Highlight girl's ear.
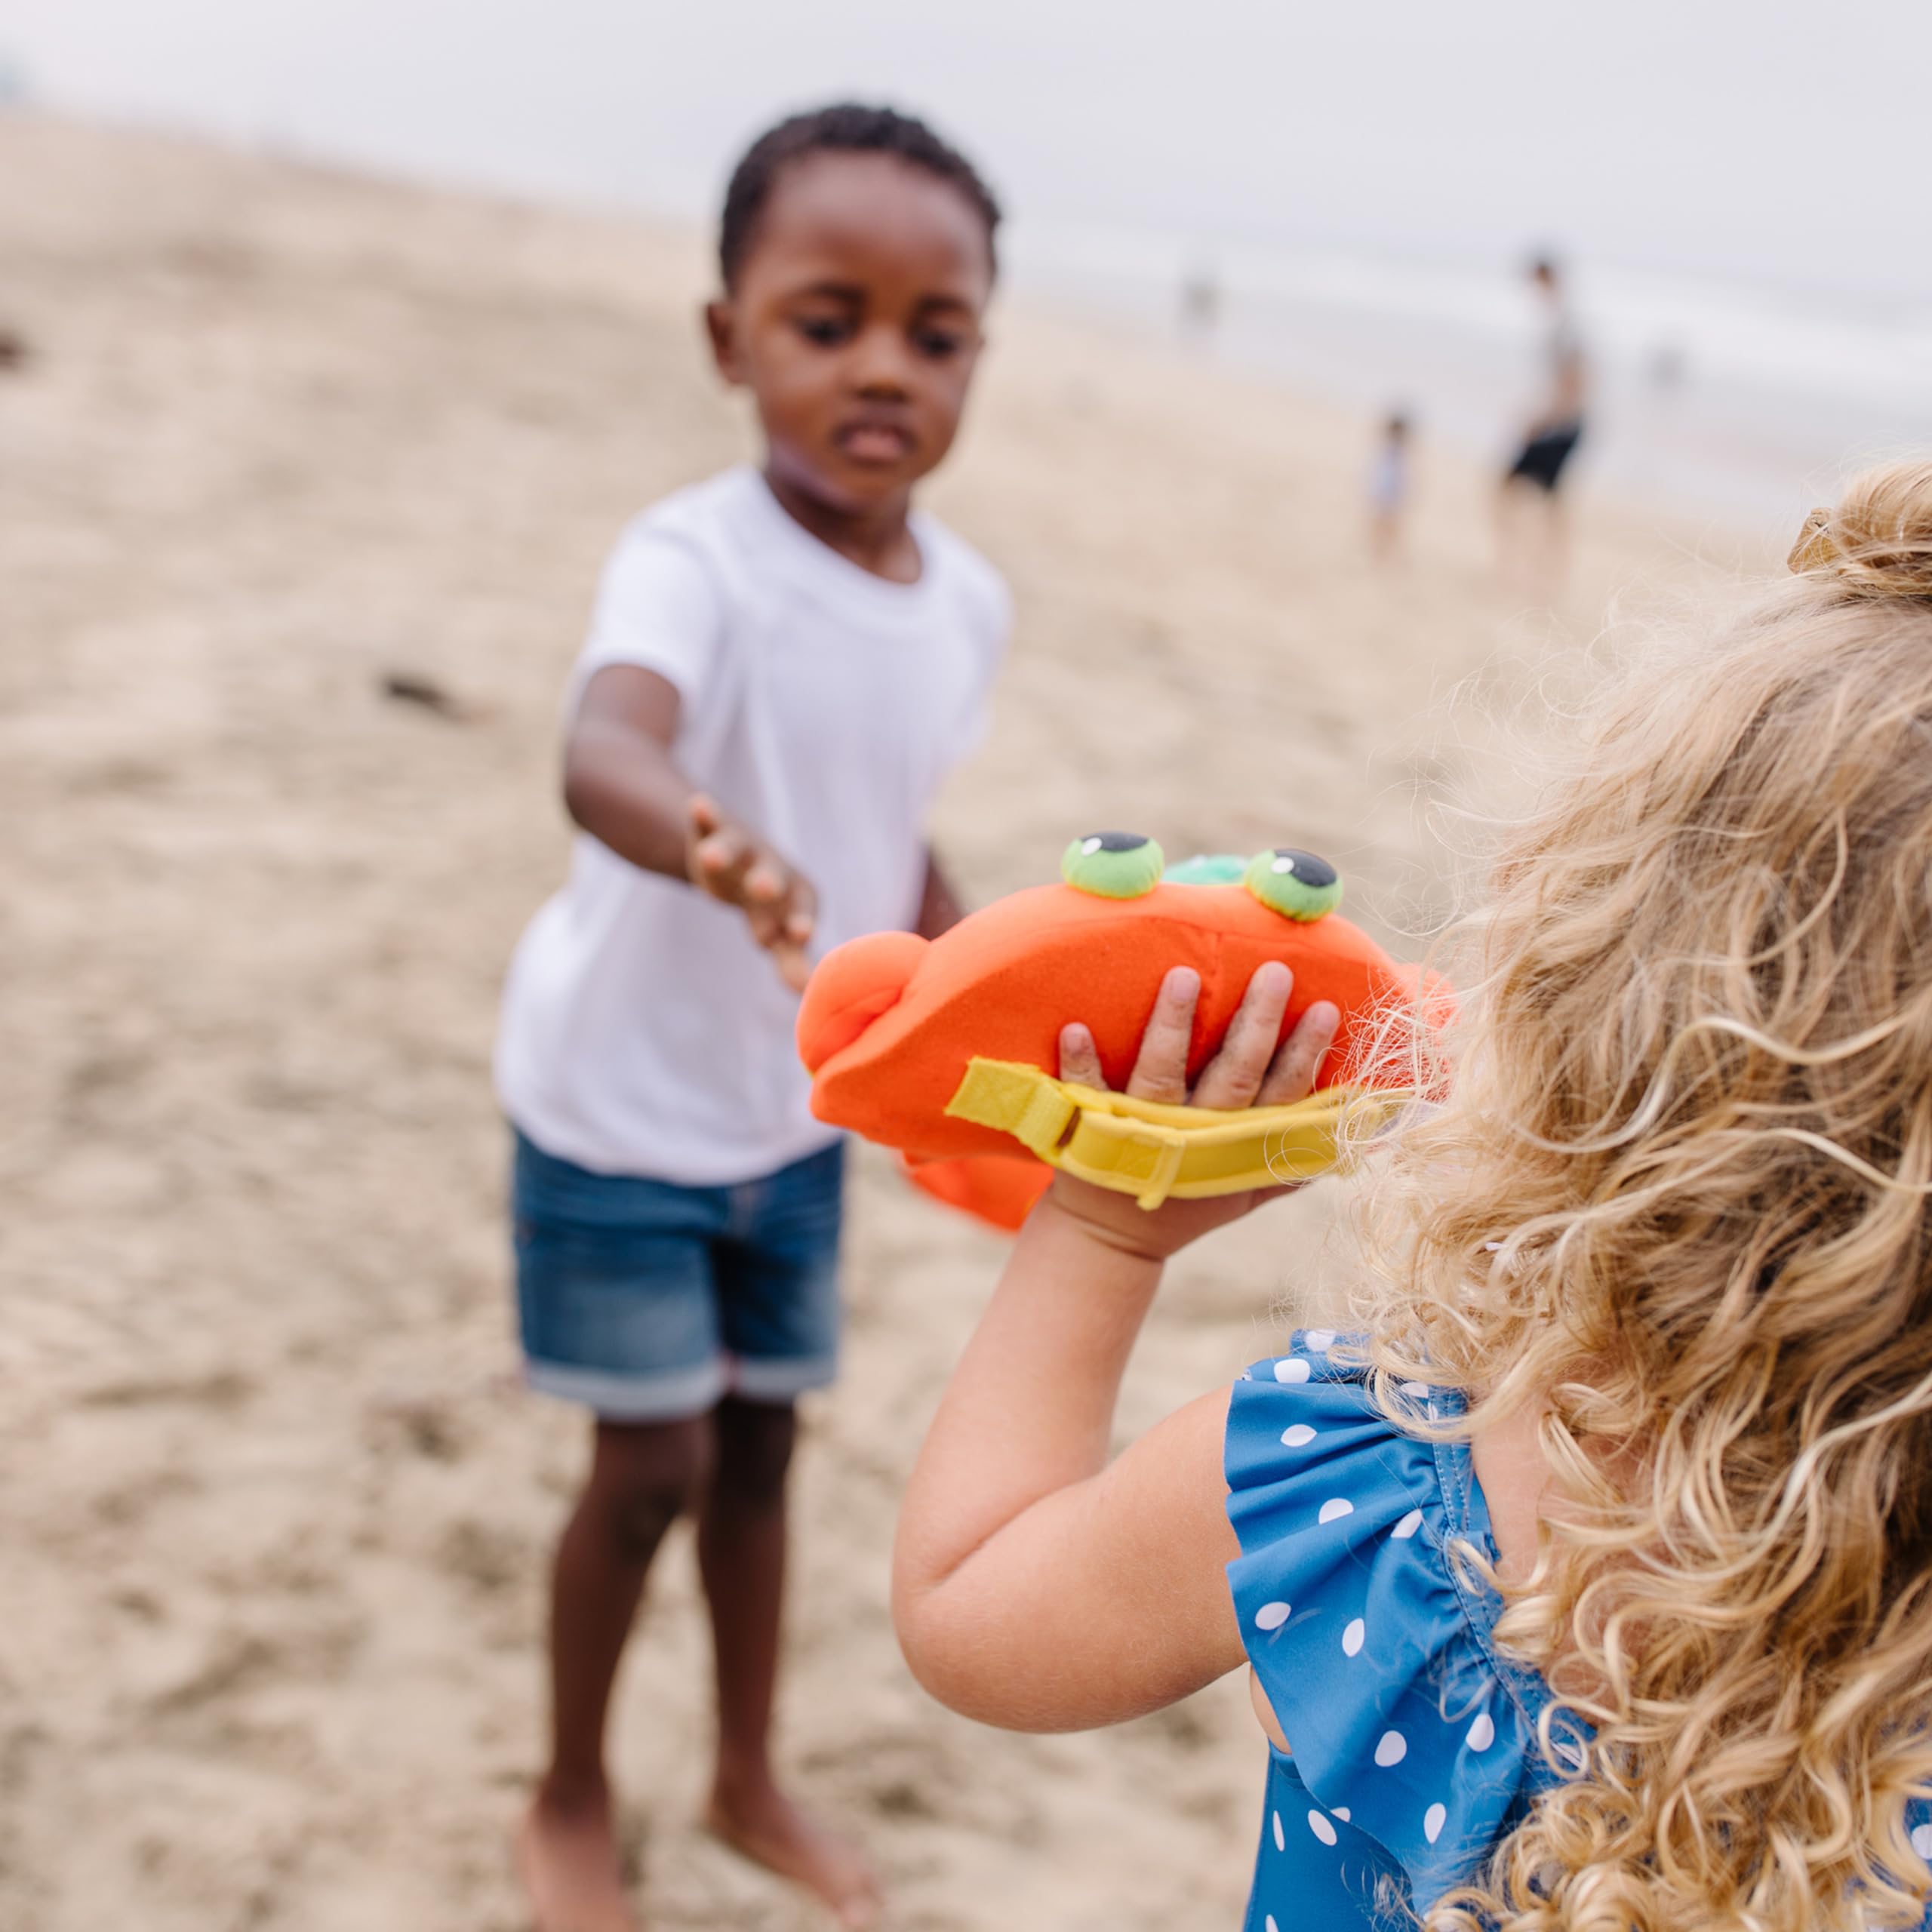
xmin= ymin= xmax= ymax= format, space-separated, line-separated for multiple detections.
xmin=704 ymin=298 xmax=748 ymax=388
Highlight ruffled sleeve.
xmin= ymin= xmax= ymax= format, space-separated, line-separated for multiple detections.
xmin=1225 ymin=1331 xmax=1565 ymax=1906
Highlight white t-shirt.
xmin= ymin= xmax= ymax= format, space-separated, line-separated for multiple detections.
xmin=495 ymin=466 xmax=1010 ymax=1185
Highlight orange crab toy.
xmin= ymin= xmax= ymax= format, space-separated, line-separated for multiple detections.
xmin=796 ymin=835 xmax=1444 ymax=1230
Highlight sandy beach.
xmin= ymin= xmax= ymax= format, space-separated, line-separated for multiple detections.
xmin=0 ymin=115 xmax=1760 ymax=1932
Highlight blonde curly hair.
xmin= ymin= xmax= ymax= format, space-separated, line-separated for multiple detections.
xmin=1350 ymin=460 xmax=1932 ymax=1930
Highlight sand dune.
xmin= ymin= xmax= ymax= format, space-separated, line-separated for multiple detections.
xmin=0 ymin=114 xmax=1753 ymax=1930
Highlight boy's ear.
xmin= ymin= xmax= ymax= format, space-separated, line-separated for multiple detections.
xmin=704 ymin=298 xmax=748 ymax=388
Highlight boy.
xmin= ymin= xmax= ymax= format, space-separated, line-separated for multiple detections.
xmin=494 ymin=104 xmax=1008 ymax=1932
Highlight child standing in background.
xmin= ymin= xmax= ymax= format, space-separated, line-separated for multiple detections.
xmin=494 ymin=104 xmax=1009 ymax=1932
xmin=1367 ymin=408 xmax=1412 ymax=560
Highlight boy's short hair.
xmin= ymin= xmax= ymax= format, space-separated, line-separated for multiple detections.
xmin=718 ymin=103 xmax=1001 ymax=291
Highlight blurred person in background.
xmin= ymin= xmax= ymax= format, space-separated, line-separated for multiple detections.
xmin=493 ymin=103 xmax=1010 ymax=1932
xmin=1179 ymin=260 xmax=1222 ymax=341
xmin=1367 ymin=407 xmax=1414 ymax=561
xmin=1497 ymin=253 xmax=1588 ymax=591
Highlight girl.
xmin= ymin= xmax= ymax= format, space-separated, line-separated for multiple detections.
xmin=894 ymin=463 xmax=1932 ymax=1930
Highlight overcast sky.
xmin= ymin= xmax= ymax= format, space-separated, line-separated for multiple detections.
xmin=5 ymin=0 xmax=1929 ymax=303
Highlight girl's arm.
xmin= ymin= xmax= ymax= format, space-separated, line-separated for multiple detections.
xmin=892 ymin=964 xmax=1338 ymax=1733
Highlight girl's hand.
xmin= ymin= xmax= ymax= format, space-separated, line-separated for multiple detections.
xmin=685 ymin=793 xmax=818 ymax=992
xmin=1044 ymin=962 xmax=1340 ymax=1261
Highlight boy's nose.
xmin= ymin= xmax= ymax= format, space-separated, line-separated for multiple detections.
xmin=850 ymin=327 xmax=915 ymax=397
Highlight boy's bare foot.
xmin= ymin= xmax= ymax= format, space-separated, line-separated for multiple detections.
xmin=517 ymin=1785 xmax=640 ymax=1932
xmin=704 ymin=1776 xmax=881 ymax=1929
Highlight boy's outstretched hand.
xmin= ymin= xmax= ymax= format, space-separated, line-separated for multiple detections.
xmin=1047 ymin=961 xmax=1340 ymax=1261
xmin=686 ymin=793 xmax=817 ymax=992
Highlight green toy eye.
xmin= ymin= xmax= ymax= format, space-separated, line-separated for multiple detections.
xmin=1061 ymin=831 xmax=1164 ymax=899
xmin=1244 ymin=847 xmax=1343 ymax=921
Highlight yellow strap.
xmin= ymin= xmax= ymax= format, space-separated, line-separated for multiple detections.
xmin=943 ymin=1057 xmax=1407 ymax=1211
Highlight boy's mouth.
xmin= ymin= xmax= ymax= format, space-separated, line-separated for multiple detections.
xmin=834 ymin=420 xmax=915 ymax=466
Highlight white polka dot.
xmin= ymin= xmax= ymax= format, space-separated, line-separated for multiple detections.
xmin=1274 ymin=1358 xmax=1311 ymax=1384
xmin=1333 ymin=1807 xmax=1351 ymax=1823
xmin=1272 ymin=1810 xmax=1285 ymax=1850
xmin=1303 ymin=1328 xmax=1337 ymax=1352
xmin=1254 ymin=1601 xmax=1291 ymax=1632
xmin=1306 ymin=1810 xmax=1338 ymax=1847
xmin=1342 ymin=1617 xmax=1365 ymax=1657
xmin=1400 ymin=1380 xmax=1429 ymax=1398
xmin=1266 ymin=1921 xmax=1280 ymax=1932
xmin=1913 ymin=1823 xmax=1932 ymax=1860
xmin=1424 ymin=1802 xmax=1447 ymax=1844
xmin=1374 ymin=1729 xmax=1407 ymax=1767
xmin=1281 ymin=1423 xmax=1318 ymax=1447
xmin=1318 ymin=1497 xmax=1354 ymax=1524
xmin=1392 ymin=1508 xmax=1423 ymax=1540
xmin=1467 ymin=1712 xmax=1496 ymax=1752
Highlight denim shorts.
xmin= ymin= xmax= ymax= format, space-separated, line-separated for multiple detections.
xmin=510 ymin=1130 xmax=844 ymax=1421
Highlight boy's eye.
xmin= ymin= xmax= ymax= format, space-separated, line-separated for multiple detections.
xmin=913 ymin=327 xmax=968 ymax=359
xmin=794 ymin=315 xmax=854 ymax=347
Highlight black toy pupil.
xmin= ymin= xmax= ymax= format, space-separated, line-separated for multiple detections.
xmin=1273 ymin=848 xmax=1337 ymax=888
xmin=1087 ymin=831 xmax=1148 ymax=853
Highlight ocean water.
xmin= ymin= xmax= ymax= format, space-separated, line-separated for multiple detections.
xmin=6 ymin=0 xmax=1930 ymax=531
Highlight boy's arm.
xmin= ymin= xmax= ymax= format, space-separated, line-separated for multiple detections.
xmin=563 ymin=664 xmax=817 ymax=989
xmin=562 ymin=665 xmax=699 ymax=878
xmin=915 ymin=848 xmax=966 ymax=939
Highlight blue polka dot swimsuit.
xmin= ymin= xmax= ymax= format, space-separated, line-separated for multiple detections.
xmin=1224 ymin=1331 xmax=1932 ymax=1930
